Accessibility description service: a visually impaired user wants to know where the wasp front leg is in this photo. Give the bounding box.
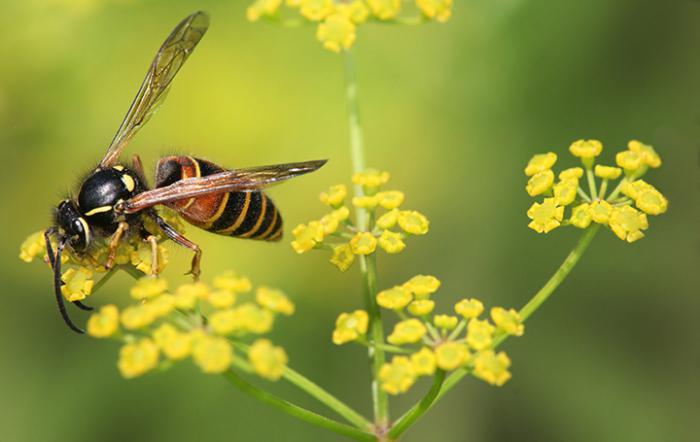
[105,221,129,269]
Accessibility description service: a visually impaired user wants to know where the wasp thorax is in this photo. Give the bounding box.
[55,200,91,251]
[77,165,142,230]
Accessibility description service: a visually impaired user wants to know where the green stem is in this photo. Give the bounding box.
[586,168,598,200]
[388,370,445,439]
[222,370,375,442]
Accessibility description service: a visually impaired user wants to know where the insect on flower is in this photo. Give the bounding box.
[43,11,326,333]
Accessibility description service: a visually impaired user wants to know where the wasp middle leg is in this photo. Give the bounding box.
[146,211,202,280]
[105,221,129,269]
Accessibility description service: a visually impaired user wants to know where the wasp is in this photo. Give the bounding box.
[43,11,326,333]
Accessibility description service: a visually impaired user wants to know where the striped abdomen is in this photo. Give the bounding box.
[154,156,282,241]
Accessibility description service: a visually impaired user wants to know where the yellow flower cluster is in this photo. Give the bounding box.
[292,169,430,272]
[525,139,667,243]
[246,0,452,53]
[81,272,292,381]
[332,274,523,394]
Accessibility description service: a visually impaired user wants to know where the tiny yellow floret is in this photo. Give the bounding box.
[388,319,427,345]
[378,230,406,254]
[256,286,295,316]
[454,298,484,319]
[376,286,412,310]
[120,304,156,330]
[352,195,379,209]
[246,0,281,21]
[491,307,524,336]
[526,170,555,197]
[411,347,437,376]
[130,277,168,300]
[609,206,648,243]
[350,232,377,255]
[318,214,340,235]
[19,231,45,263]
[192,335,233,374]
[433,314,458,330]
[407,300,436,316]
[379,356,416,395]
[403,275,441,299]
[570,203,592,229]
[213,271,252,293]
[524,152,557,176]
[320,184,347,207]
[316,13,356,53]
[635,186,668,215]
[397,210,429,235]
[152,324,192,360]
[589,200,613,224]
[466,318,495,351]
[87,305,119,338]
[207,290,236,309]
[527,198,564,233]
[60,267,94,302]
[559,167,584,180]
[616,150,643,172]
[473,350,511,386]
[376,191,405,210]
[118,338,159,379]
[236,303,275,334]
[594,165,622,180]
[367,0,401,20]
[249,339,288,381]
[130,243,168,275]
[553,179,578,206]
[209,309,240,335]
[299,0,334,21]
[330,243,355,272]
[416,0,453,23]
[332,310,369,345]
[174,282,208,310]
[628,140,661,168]
[569,139,603,160]
[336,0,370,24]
[291,221,324,253]
[435,342,470,371]
[376,209,399,229]
[352,169,390,189]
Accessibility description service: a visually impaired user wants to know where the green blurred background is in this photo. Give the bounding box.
[1,0,698,441]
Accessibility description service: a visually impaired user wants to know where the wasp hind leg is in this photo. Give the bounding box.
[147,211,202,280]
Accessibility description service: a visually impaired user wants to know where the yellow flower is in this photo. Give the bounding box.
[473,350,511,386]
[299,0,334,21]
[491,307,524,336]
[594,165,622,180]
[454,298,484,319]
[589,200,613,224]
[320,184,347,207]
[130,277,168,301]
[352,169,390,189]
[411,347,437,376]
[236,303,275,334]
[379,356,416,395]
[248,339,288,381]
[121,304,156,330]
[387,319,427,345]
[527,198,564,233]
[376,286,412,310]
[207,290,236,309]
[246,0,281,22]
[435,342,470,371]
[192,335,233,374]
[616,150,643,172]
[403,275,441,299]
[19,231,45,263]
[286,0,301,6]
[466,319,494,351]
[330,243,355,272]
[367,0,401,20]
[553,178,578,206]
[318,213,340,235]
[112,241,135,265]
[526,170,555,197]
[213,271,252,293]
[291,221,324,253]
[352,195,379,209]
[378,230,406,254]
[524,152,557,176]
[60,267,94,302]
[152,324,192,360]
[634,186,668,215]
[174,282,208,310]
[620,179,653,200]
[609,206,648,243]
[336,0,370,24]
[376,209,399,229]
[628,140,661,168]
[397,210,429,235]
[350,232,377,255]
[407,300,435,316]
[376,191,405,210]
[559,167,584,180]
[570,203,592,229]
[130,243,168,275]
[416,0,452,23]
[317,13,356,53]
[569,139,603,160]
[330,206,350,222]
[118,338,159,379]
[147,294,176,318]
[86,305,119,338]
[256,286,295,316]
[433,314,458,330]
[332,310,369,345]
[209,309,240,335]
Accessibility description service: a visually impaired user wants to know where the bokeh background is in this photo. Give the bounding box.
[1,0,698,441]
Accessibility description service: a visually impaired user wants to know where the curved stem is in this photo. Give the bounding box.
[388,370,445,439]
[222,370,375,442]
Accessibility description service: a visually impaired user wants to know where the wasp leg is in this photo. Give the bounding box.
[145,234,159,277]
[105,221,129,269]
[147,211,202,280]
[131,154,149,185]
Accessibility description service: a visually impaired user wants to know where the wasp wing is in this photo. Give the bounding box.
[100,11,209,167]
[121,159,327,214]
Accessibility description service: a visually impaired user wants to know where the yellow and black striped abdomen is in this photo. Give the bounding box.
[154,156,283,241]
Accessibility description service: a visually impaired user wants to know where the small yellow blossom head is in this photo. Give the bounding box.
[387,319,427,345]
[318,213,340,235]
[594,165,622,180]
[377,286,412,310]
[433,314,458,331]
[336,0,370,24]
[403,274,441,299]
[249,339,288,381]
[256,286,295,316]
[299,0,334,21]
[379,356,416,395]
[330,206,350,222]
[491,307,524,336]
[209,309,239,335]
[435,342,471,371]
[397,210,429,235]
[616,149,644,174]
[407,300,435,316]
[454,298,484,319]
[317,13,356,53]
[473,350,511,386]
[174,282,208,310]
[214,271,252,293]
[526,170,555,197]
[569,139,603,164]
[60,267,94,302]
[87,305,119,338]
[628,140,661,168]
[246,0,281,21]
[291,221,324,253]
[192,335,234,374]
[352,195,379,209]
[559,167,584,180]
[332,310,369,345]
[609,206,648,243]
[320,184,347,207]
[130,277,168,301]
[237,303,275,334]
[378,230,406,254]
[207,290,236,309]
[376,191,405,210]
[330,243,355,272]
[352,169,390,192]
[466,318,495,351]
[152,324,192,360]
[118,338,159,379]
[19,231,45,263]
[121,304,156,330]
[416,0,453,23]
[130,243,168,275]
[634,186,668,215]
[589,200,613,224]
[553,179,578,206]
[411,347,437,376]
[570,203,592,229]
[367,0,401,20]
[349,232,377,255]
[527,198,564,233]
[376,209,399,229]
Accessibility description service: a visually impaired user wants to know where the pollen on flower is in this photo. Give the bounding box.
[388,319,427,345]
[609,206,648,243]
[553,179,578,206]
[152,323,192,360]
[19,231,45,263]
[213,271,252,293]
[628,140,661,168]
[248,339,288,381]
[407,299,435,316]
[433,314,458,331]
[379,356,416,395]
[60,267,94,302]
[378,230,406,254]
[118,338,159,379]
[569,139,603,160]
[350,232,377,255]
[411,347,437,376]
[192,335,234,374]
[589,200,613,224]
[330,243,355,272]
[332,310,369,345]
[416,0,453,23]
[466,318,495,351]
[376,209,399,229]
[435,342,470,371]
[491,307,524,336]
[130,243,168,275]
[316,13,356,53]
[256,286,295,316]
[246,0,282,21]
[320,184,348,207]
[594,165,622,180]
[570,203,592,229]
[130,277,168,300]
[525,170,555,197]
[559,167,584,180]
[299,0,334,21]
[473,350,511,386]
[455,298,484,319]
[377,286,412,310]
[87,305,119,338]
[376,191,405,210]
[291,221,324,253]
[403,275,440,299]
[527,198,564,233]
[397,210,429,235]
[367,0,401,20]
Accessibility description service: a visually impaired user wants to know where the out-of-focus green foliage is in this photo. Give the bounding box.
[1,0,697,441]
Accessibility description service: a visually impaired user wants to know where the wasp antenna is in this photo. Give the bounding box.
[73,300,94,311]
[45,232,85,334]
